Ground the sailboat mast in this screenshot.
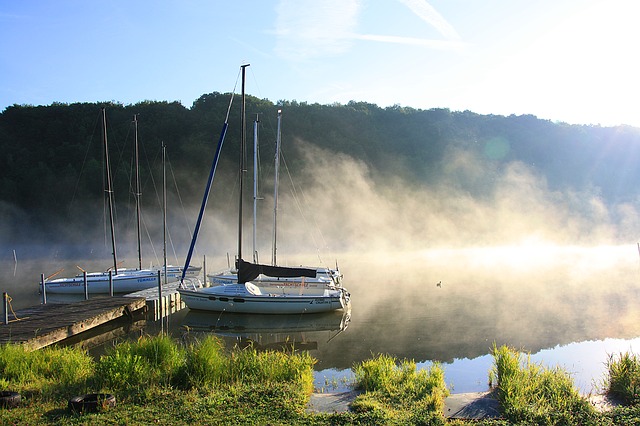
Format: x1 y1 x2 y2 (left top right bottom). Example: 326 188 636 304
133 114 142 270
237 63 249 263
272 109 282 266
252 114 259 263
179 74 237 287
162 142 167 284
102 108 118 275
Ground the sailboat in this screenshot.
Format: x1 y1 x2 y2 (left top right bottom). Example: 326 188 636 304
43 111 199 294
208 110 344 295
178 64 350 314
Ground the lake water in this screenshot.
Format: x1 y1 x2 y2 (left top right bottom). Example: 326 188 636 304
2 244 640 395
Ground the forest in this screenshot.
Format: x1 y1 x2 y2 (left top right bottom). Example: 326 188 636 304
2 94 640 256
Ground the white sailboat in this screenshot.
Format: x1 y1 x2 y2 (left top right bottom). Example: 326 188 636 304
208 110 343 295
178 64 350 314
43 265 201 295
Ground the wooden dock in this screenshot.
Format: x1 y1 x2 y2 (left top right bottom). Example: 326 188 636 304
126 281 187 321
0 297 146 350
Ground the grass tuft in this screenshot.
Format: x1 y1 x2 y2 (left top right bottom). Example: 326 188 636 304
352 353 449 421
179 335 228 388
95 335 186 398
490 343 597 424
606 351 640 405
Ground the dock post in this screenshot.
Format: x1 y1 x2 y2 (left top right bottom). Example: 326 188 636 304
157 271 163 318
109 270 114 297
41 273 47 304
203 255 207 287
84 271 88 300
3 292 8 325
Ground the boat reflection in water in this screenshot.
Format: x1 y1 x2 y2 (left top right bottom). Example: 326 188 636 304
181 309 350 352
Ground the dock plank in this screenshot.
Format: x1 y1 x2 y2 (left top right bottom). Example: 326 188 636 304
0 297 146 350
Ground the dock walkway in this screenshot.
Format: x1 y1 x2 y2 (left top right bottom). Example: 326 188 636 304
0 297 146 350
126 280 189 321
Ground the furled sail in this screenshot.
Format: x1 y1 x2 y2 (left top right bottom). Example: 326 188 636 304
237 258 317 284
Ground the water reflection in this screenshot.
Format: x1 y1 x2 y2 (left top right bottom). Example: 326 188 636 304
182 309 350 334
326 246 640 367
181 309 350 366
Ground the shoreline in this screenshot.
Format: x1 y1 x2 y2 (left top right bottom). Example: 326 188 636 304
308 389 624 419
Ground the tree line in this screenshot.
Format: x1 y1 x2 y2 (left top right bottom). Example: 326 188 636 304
2 94 640 245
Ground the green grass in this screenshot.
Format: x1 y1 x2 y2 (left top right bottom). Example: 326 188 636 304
0 343 94 398
351 353 449 424
606 351 640 405
95 334 185 397
2 338 640 424
490 343 598 424
178 335 227 388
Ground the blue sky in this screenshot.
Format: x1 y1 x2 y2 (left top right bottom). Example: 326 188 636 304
1 0 639 127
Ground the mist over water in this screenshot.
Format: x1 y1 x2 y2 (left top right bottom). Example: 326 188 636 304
2 143 640 394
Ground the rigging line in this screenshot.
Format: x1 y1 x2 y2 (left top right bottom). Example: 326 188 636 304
103 110 121 240
167 155 191 251
124 120 140 236
141 148 161 265
247 66 265 108
137 142 162 268
142 143 163 266
149 145 178 264
139 142 190 266
109 114 144 246
165 155 181 263
141 217 159 267
101 112 109 252
111 115 147 259
118 119 141 244
126 139 167 268
123 135 156 266
147 144 182 267
122 118 135 198
166 156 186 264
113 117 133 184
68 110 101 216
280 152 329 266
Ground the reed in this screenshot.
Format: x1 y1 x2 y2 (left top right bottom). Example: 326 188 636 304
351 353 449 422
606 351 640 405
490 344 596 423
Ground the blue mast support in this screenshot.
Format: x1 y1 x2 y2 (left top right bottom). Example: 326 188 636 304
180 91 237 288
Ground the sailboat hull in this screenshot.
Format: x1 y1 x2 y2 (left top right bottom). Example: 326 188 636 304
44 271 159 294
43 265 200 294
178 283 349 314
